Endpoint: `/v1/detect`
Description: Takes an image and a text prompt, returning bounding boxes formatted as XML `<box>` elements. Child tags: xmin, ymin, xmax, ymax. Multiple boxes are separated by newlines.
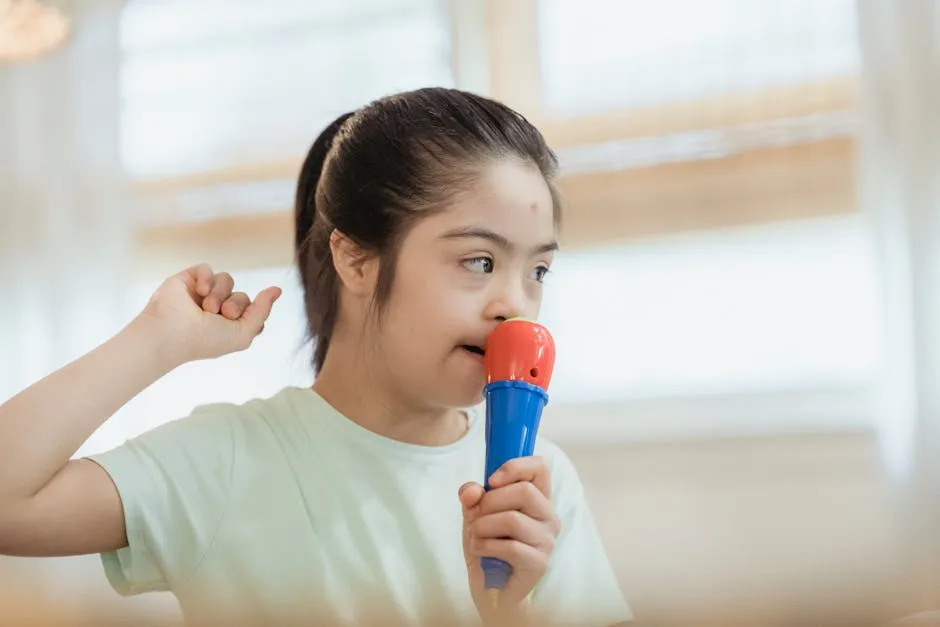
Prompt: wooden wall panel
<box><xmin>556</xmin><ymin>137</ymin><xmax>856</xmax><ymax>248</ymax></box>
<box><xmin>134</xmin><ymin>137</ymin><xmax>856</xmax><ymax>274</ymax></box>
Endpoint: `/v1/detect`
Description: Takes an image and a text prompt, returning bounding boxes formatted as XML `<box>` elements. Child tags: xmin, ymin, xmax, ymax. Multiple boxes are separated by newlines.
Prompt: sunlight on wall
<box><xmin>76</xmin><ymin>214</ymin><xmax>879</xmax><ymax>456</ymax></box>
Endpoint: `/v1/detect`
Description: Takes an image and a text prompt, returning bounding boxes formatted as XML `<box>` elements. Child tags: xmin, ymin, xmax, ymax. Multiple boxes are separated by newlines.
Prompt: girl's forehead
<box><xmin>473</xmin><ymin>161</ymin><xmax>553</xmax><ymax>208</ymax></box>
<box><xmin>435</xmin><ymin>163</ymin><xmax>555</xmax><ymax>228</ymax></box>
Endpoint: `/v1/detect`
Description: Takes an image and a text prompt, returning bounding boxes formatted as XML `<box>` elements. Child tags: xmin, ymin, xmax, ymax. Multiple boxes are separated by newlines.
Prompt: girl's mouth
<box><xmin>461</xmin><ymin>345</ymin><xmax>485</xmax><ymax>357</ymax></box>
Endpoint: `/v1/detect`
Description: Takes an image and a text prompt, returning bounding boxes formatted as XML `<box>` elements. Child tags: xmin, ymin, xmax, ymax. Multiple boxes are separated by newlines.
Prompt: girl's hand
<box><xmin>459</xmin><ymin>456</ymin><xmax>561</xmax><ymax>624</ymax></box>
<box><xmin>137</xmin><ymin>264</ymin><xmax>281</xmax><ymax>366</ymax></box>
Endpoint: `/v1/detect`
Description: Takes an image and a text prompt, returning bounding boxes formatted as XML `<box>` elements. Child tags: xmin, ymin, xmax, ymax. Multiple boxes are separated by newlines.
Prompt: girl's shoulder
<box><xmin>160</xmin><ymin>385</ymin><xmax>321</xmax><ymax>435</ymax></box>
<box><xmin>92</xmin><ymin>386</ymin><xmax>314</xmax><ymax>475</ymax></box>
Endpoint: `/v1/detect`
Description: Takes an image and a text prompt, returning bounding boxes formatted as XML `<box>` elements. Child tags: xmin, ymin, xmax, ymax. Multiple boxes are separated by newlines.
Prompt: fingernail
<box><xmin>458</xmin><ymin>482</ymin><xmax>473</xmax><ymax>496</ymax></box>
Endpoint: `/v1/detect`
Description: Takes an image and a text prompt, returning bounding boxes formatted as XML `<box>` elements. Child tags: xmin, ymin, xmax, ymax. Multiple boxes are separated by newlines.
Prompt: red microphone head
<box><xmin>483</xmin><ymin>318</ymin><xmax>556</xmax><ymax>391</ymax></box>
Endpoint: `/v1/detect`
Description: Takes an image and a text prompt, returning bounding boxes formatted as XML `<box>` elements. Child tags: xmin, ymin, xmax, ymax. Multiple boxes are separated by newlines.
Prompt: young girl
<box><xmin>0</xmin><ymin>88</ymin><xmax>631</xmax><ymax>627</ymax></box>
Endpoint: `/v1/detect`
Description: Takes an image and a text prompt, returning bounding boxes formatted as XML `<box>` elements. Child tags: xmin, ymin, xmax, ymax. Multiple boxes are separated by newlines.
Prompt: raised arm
<box><xmin>0</xmin><ymin>264</ymin><xmax>280</xmax><ymax>556</ymax></box>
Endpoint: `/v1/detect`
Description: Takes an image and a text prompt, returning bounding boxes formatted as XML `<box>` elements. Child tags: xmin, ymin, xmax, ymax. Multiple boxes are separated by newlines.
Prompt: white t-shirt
<box><xmin>89</xmin><ymin>387</ymin><xmax>632</xmax><ymax>626</ymax></box>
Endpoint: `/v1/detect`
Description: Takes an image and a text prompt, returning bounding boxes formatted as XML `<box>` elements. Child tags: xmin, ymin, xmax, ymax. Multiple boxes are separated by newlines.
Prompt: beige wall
<box><xmin>569</xmin><ymin>431</ymin><xmax>901</xmax><ymax>626</ymax></box>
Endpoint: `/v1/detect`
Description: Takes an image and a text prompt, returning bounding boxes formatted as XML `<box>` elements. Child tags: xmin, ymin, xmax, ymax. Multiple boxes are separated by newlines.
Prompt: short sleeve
<box><xmin>531</xmin><ymin>443</ymin><xmax>633</xmax><ymax>626</ymax></box>
<box><xmin>86</xmin><ymin>404</ymin><xmax>237</xmax><ymax>596</ymax></box>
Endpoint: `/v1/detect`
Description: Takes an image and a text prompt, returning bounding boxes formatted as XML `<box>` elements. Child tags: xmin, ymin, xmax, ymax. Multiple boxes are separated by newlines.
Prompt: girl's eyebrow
<box><xmin>439</xmin><ymin>226</ymin><xmax>558</xmax><ymax>254</ymax></box>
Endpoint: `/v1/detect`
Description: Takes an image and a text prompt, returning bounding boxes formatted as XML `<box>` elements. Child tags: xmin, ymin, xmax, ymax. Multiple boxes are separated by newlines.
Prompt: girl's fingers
<box><xmin>237</xmin><ymin>287</ymin><xmax>282</xmax><ymax>342</ymax></box>
<box><xmin>489</xmin><ymin>456</ymin><xmax>552</xmax><ymax>500</ymax></box>
<box><xmin>189</xmin><ymin>264</ymin><xmax>214</xmax><ymax>298</ymax></box>
<box><xmin>469</xmin><ymin>510</ymin><xmax>555</xmax><ymax>552</ymax></box>
<box><xmin>203</xmin><ymin>272</ymin><xmax>235</xmax><ymax>314</ymax></box>
<box><xmin>478</xmin><ymin>481</ymin><xmax>556</xmax><ymax>523</ymax></box>
<box><xmin>470</xmin><ymin>537</ymin><xmax>549</xmax><ymax>574</ymax></box>
<box><xmin>220</xmin><ymin>292</ymin><xmax>251</xmax><ymax>320</ymax></box>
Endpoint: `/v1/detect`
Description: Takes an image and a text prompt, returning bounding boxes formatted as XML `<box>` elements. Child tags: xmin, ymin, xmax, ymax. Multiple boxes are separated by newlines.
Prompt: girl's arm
<box><xmin>0</xmin><ymin>264</ymin><xmax>280</xmax><ymax>556</ymax></box>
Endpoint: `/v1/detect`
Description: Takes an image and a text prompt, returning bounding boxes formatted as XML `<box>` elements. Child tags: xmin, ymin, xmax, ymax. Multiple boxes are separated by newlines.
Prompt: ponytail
<box><xmin>294</xmin><ymin>111</ymin><xmax>355</xmax><ymax>374</ymax></box>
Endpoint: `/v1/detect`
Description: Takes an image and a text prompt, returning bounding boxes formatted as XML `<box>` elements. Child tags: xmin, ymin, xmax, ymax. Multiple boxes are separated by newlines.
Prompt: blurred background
<box><xmin>3</xmin><ymin>0</ymin><xmax>940</xmax><ymax>625</ymax></box>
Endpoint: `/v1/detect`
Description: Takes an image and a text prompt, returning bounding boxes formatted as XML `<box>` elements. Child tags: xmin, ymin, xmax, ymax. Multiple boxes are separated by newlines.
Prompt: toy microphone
<box><xmin>481</xmin><ymin>316</ymin><xmax>556</xmax><ymax>604</ymax></box>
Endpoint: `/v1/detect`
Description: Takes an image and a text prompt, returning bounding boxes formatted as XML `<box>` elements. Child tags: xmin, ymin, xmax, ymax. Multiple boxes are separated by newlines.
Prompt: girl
<box><xmin>0</xmin><ymin>88</ymin><xmax>631</xmax><ymax>627</ymax></box>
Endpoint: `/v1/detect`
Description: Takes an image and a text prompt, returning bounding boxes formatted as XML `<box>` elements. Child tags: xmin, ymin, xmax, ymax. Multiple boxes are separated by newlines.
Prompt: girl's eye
<box><xmin>531</xmin><ymin>265</ymin><xmax>551</xmax><ymax>283</ymax></box>
<box><xmin>463</xmin><ymin>257</ymin><xmax>494</xmax><ymax>274</ymax></box>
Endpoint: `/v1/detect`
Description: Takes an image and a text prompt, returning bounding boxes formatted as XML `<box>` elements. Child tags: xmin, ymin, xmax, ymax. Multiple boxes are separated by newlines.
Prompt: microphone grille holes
<box><xmin>530</xmin><ymin>367</ymin><xmax>539</xmax><ymax>378</ymax></box>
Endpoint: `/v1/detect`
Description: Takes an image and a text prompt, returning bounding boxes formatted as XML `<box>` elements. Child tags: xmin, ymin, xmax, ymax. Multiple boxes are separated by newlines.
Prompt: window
<box><xmin>539</xmin><ymin>215</ymin><xmax>877</xmax><ymax>404</ymax></box>
<box><xmin>119</xmin><ymin>0</ymin><xmax>454</xmax><ymax>179</ymax></box>
<box><xmin>538</xmin><ymin>0</ymin><xmax>860</xmax><ymax>118</ymax></box>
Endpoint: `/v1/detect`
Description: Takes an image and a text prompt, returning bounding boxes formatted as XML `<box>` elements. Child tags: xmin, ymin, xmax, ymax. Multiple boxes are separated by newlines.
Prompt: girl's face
<box><xmin>374</xmin><ymin>160</ymin><xmax>558</xmax><ymax>409</ymax></box>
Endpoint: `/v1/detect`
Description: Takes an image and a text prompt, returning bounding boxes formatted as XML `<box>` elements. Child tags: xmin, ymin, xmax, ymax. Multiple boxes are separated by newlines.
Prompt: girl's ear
<box><xmin>330</xmin><ymin>229</ymin><xmax>379</xmax><ymax>297</ymax></box>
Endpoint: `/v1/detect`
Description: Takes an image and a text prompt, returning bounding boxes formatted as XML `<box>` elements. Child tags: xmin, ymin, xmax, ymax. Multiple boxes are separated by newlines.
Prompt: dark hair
<box><xmin>294</xmin><ymin>87</ymin><xmax>561</xmax><ymax>373</ymax></box>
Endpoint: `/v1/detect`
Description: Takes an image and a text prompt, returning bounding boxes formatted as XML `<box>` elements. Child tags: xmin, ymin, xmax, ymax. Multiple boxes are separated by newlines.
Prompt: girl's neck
<box><xmin>311</xmin><ymin>333</ymin><xmax>468</xmax><ymax>447</ymax></box>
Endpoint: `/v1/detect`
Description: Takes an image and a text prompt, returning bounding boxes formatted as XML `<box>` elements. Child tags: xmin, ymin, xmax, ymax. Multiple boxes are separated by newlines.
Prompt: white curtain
<box><xmin>0</xmin><ymin>0</ymin><xmax>173</xmax><ymax>616</ymax></box>
<box><xmin>857</xmin><ymin>0</ymin><xmax>940</xmax><ymax>614</ymax></box>
<box><xmin>0</xmin><ymin>0</ymin><xmax>130</xmax><ymax>402</ymax></box>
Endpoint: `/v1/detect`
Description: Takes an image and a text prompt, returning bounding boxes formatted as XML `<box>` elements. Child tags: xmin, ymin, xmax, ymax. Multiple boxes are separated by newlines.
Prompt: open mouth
<box><xmin>461</xmin><ymin>345</ymin><xmax>485</xmax><ymax>357</ymax></box>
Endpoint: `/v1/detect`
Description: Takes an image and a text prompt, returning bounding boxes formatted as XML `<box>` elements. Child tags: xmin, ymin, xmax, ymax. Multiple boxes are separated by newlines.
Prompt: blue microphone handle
<box><xmin>481</xmin><ymin>379</ymin><xmax>549</xmax><ymax>590</ymax></box>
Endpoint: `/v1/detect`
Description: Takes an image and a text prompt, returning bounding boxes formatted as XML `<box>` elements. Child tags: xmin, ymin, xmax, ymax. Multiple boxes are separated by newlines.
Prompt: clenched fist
<box><xmin>137</xmin><ymin>264</ymin><xmax>281</xmax><ymax>365</ymax></box>
<box><xmin>460</xmin><ymin>456</ymin><xmax>561</xmax><ymax>624</ymax></box>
